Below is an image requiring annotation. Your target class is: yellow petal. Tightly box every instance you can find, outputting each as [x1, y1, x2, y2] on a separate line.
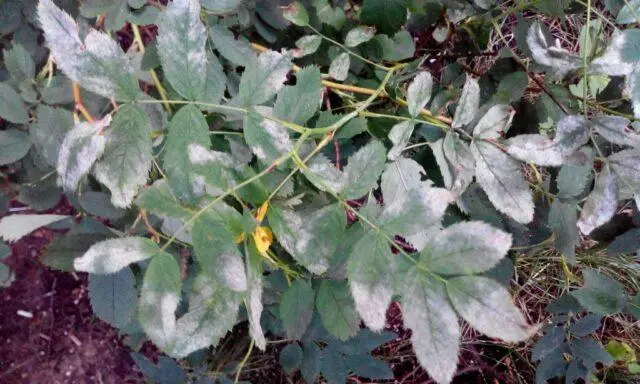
[255, 201, 269, 222]
[234, 232, 246, 244]
[253, 226, 273, 255]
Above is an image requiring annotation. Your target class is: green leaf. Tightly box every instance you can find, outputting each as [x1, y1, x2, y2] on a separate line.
[549, 200, 579, 264]
[346, 354, 393, 380]
[378, 185, 452, 236]
[342, 140, 387, 199]
[56, 116, 111, 193]
[279, 280, 315, 340]
[592, 116, 640, 148]
[74, 237, 160, 274]
[421, 221, 511, 275]
[93, 104, 152, 208]
[452, 75, 480, 129]
[527, 22, 581, 78]
[472, 105, 515, 140]
[321, 344, 350, 383]
[139, 251, 181, 351]
[0, 83, 30, 124]
[617, 0, 640, 24]
[79, 191, 126, 220]
[571, 269, 626, 315]
[387, 120, 415, 160]
[163, 105, 211, 202]
[269, 203, 346, 274]
[38, 0, 139, 100]
[571, 338, 614, 370]
[169, 273, 241, 357]
[407, 72, 433, 118]
[130, 353, 186, 384]
[4, 43, 35, 83]
[30, 105, 73, 168]
[345, 26, 376, 47]
[201, 53, 226, 107]
[471, 140, 534, 224]
[88, 268, 137, 328]
[627, 294, 640, 318]
[447, 275, 535, 342]
[313, 0, 346, 30]
[360, 0, 407, 35]
[280, 343, 303, 374]
[301, 342, 322, 383]
[376, 30, 415, 61]
[329, 52, 350, 81]
[80, 0, 129, 30]
[236, 50, 292, 107]
[282, 2, 309, 26]
[0, 214, 69, 243]
[316, 280, 359, 341]
[192, 208, 247, 292]
[200, 0, 242, 14]
[556, 147, 594, 198]
[243, 108, 292, 163]
[490, 71, 529, 104]
[607, 228, 640, 256]
[0, 129, 31, 165]
[157, 0, 207, 100]
[430, 132, 475, 196]
[401, 269, 460, 384]
[348, 231, 394, 331]
[135, 180, 192, 219]
[274, 66, 323, 125]
[569, 314, 602, 337]
[208, 25, 257, 67]
[295, 35, 322, 57]
[577, 165, 617, 235]
[40, 233, 110, 271]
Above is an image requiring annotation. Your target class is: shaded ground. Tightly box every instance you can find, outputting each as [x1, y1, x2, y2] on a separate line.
[0, 200, 145, 384]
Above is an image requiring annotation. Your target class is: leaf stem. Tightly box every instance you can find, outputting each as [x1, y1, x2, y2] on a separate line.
[234, 339, 254, 384]
[72, 83, 94, 122]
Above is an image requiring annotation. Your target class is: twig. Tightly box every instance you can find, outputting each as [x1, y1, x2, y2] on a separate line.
[234, 339, 254, 383]
[72, 83, 94, 122]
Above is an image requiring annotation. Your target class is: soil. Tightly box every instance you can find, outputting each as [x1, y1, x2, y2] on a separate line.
[0, 199, 145, 384]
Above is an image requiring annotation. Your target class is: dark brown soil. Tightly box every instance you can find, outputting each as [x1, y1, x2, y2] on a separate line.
[0, 200, 145, 384]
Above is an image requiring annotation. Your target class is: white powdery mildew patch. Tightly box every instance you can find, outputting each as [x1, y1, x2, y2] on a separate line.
[217, 250, 248, 292]
[83, 30, 137, 98]
[187, 143, 237, 168]
[473, 105, 515, 140]
[57, 116, 110, 193]
[591, 31, 634, 76]
[140, 290, 179, 350]
[350, 280, 392, 331]
[555, 115, 589, 155]
[259, 51, 292, 96]
[388, 121, 415, 160]
[247, 275, 266, 350]
[407, 71, 433, 117]
[0, 214, 69, 243]
[329, 52, 350, 81]
[38, 0, 85, 77]
[157, 0, 207, 99]
[526, 23, 582, 78]
[306, 156, 344, 193]
[261, 119, 293, 156]
[452, 76, 480, 128]
[506, 134, 564, 166]
[577, 166, 618, 235]
[74, 237, 157, 274]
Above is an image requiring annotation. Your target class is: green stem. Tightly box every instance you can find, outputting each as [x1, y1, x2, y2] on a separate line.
[234, 339, 254, 384]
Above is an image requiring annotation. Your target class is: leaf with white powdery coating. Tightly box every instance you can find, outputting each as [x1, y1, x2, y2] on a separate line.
[348, 231, 395, 331]
[244, 108, 292, 163]
[430, 132, 475, 196]
[74, 237, 160, 274]
[329, 52, 350, 81]
[447, 275, 536, 342]
[380, 157, 426, 204]
[30, 105, 73, 168]
[169, 274, 241, 357]
[274, 66, 323, 125]
[577, 165, 617, 235]
[387, 120, 415, 160]
[0, 214, 69, 243]
[342, 140, 387, 199]
[88, 268, 137, 328]
[157, 0, 207, 100]
[402, 269, 460, 384]
[163, 105, 210, 202]
[57, 116, 111, 193]
[38, 0, 139, 100]
[421, 221, 512, 275]
[526, 22, 582, 79]
[345, 26, 376, 47]
[592, 116, 640, 148]
[295, 35, 322, 57]
[139, 251, 181, 351]
[472, 105, 514, 140]
[452, 75, 480, 128]
[279, 280, 315, 340]
[407, 72, 433, 118]
[246, 246, 266, 350]
[378, 185, 452, 236]
[236, 50, 291, 107]
[94, 105, 152, 208]
[471, 140, 534, 224]
[135, 180, 192, 220]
